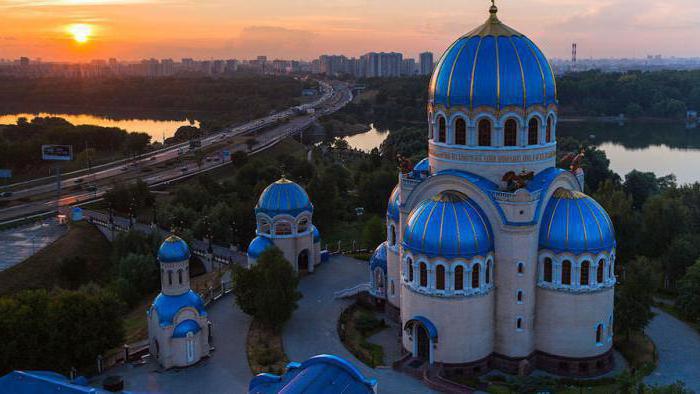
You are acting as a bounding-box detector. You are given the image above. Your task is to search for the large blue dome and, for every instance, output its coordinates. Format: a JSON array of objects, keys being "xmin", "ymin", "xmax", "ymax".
[
  {"xmin": 403, "ymin": 191, "xmax": 493, "ymax": 259},
  {"xmin": 256, "ymin": 177, "xmax": 312, "ymax": 217},
  {"xmin": 158, "ymin": 235, "xmax": 191, "ymax": 263},
  {"xmin": 539, "ymin": 189, "xmax": 615, "ymax": 254},
  {"xmin": 429, "ymin": 5, "xmax": 556, "ymax": 111}
]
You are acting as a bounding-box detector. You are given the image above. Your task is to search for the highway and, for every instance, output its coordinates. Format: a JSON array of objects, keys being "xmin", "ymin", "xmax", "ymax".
[{"xmin": 0, "ymin": 80, "xmax": 353, "ymax": 225}]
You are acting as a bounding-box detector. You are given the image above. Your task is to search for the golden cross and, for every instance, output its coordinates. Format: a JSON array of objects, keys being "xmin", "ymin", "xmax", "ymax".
[{"xmin": 491, "ymin": 0, "xmax": 495, "ymax": 6}]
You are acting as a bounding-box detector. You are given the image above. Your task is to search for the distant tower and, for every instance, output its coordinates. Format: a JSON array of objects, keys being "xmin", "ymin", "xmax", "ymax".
[{"xmin": 572, "ymin": 43, "xmax": 577, "ymax": 72}]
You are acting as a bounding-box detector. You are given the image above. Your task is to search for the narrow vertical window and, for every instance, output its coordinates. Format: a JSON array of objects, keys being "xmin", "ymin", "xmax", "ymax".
[
  {"xmin": 408, "ymin": 259, "xmax": 414, "ymax": 282},
  {"xmin": 596, "ymin": 324, "xmax": 604, "ymax": 344},
  {"xmin": 391, "ymin": 280, "xmax": 395, "ymax": 295},
  {"xmin": 485, "ymin": 261, "xmax": 491, "ymax": 284},
  {"xmin": 420, "ymin": 263, "xmax": 428, "ymax": 287},
  {"xmin": 178, "ymin": 269, "xmax": 183, "ymax": 285},
  {"xmin": 516, "ymin": 318, "xmax": 523, "ymax": 330},
  {"xmin": 580, "ymin": 261, "xmax": 590, "ymax": 286},
  {"xmin": 528, "ymin": 118, "xmax": 539, "ymax": 145},
  {"xmin": 517, "ymin": 262, "xmax": 524, "ymax": 275},
  {"xmin": 562, "ymin": 260, "xmax": 572, "ymax": 285},
  {"xmin": 168, "ymin": 270, "xmax": 173, "ymax": 286},
  {"xmin": 517, "ymin": 290, "xmax": 523, "ymax": 303},
  {"xmin": 597, "ymin": 259, "xmax": 605, "ymax": 284},
  {"xmin": 543, "ymin": 258, "xmax": 553, "ymax": 282},
  {"xmin": 472, "ymin": 264, "xmax": 481, "ymax": 289},
  {"xmin": 438, "ymin": 116, "xmax": 446, "ymax": 143},
  {"xmin": 504, "ymin": 119, "xmax": 517, "ymax": 146},
  {"xmin": 478, "ymin": 119, "xmax": 491, "ymax": 146},
  {"xmin": 455, "ymin": 266, "xmax": 464, "ymax": 291},
  {"xmin": 436, "ymin": 265, "xmax": 445, "ymax": 290},
  {"xmin": 455, "ymin": 118, "xmax": 467, "ymax": 145},
  {"xmin": 390, "ymin": 225, "xmax": 396, "ymax": 246},
  {"xmin": 546, "ymin": 116, "xmax": 553, "ymax": 143}
]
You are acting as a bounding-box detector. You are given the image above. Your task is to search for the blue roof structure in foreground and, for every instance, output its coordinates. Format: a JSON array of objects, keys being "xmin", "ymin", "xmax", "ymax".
[
  {"xmin": 150, "ymin": 290, "xmax": 207, "ymax": 326},
  {"xmin": 0, "ymin": 371, "xmax": 117, "ymax": 394},
  {"xmin": 248, "ymin": 354, "xmax": 376, "ymax": 394}
]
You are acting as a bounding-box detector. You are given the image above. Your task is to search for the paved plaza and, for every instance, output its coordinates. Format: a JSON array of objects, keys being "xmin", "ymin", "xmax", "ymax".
[{"xmin": 0, "ymin": 218, "xmax": 67, "ymax": 271}]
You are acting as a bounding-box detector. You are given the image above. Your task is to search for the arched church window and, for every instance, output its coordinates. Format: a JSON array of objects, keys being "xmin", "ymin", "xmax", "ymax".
[
  {"xmin": 478, "ymin": 119, "xmax": 491, "ymax": 146},
  {"xmin": 419, "ymin": 263, "xmax": 428, "ymax": 287},
  {"xmin": 546, "ymin": 116, "xmax": 553, "ymax": 143},
  {"xmin": 297, "ymin": 217, "xmax": 309, "ymax": 233},
  {"xmin": 259, "ymin": 218, "xmax": 271, "ymax": 234},
  {"xmin": 562, "ymin": 260, "xmax": 572, "ymax": 285},
  {"xmin": 178, "ymin": 269, "xmax": 183, "ymax": 285},
  {"xmin": 274, "ymin": 221, "xmax": 292, "ymax": 235},
  {"xmin": 516, "ymin": 317, "xmax": 523, "ymax": 330},
  {"xmin": 455, "ymin": 118, "xmax": 467, "ymax": 145},
  {"xmin": 436, "ymin": 265, "xmax": 445, "ymax": 290},
  {"xmin": 504, "ymin": 119, "xmax": 518, "ymax": 146},
  {"xmin": 168, "ymin": 270, "xmax": 173, "ymax": 286},
  {"xmin": 472, "ymin": 263, "xmax": 481, "ymax": 289},
  {"xmin": 580, "ymin": 261, "xmax": 590, "ymax": 286},
  {"xmin": 543, "ymin": 258, "xmax": 553, "ymax": 282},
  {"xmin": 485, "ymin": 260, "xmax": 492, "ymax": 284},
  {"xmin": 455, "ymin": 266, "xmax": 464, "ymax": 291},
  {"xmin": 528, "ymin": 118, "xmax": 539, "ymax": 145},
  {"xmin": 597, "ymin": 259, "xmax": 605, "ymax": 284},
  {"xmin": 408, "ymin": 258, "xmax": 414, "ymax": 282},
  {"xmin": 389, "ymin": 225, "xmax": 397, "ymax": 246},
  {"xmin": 596, "ymin": 324, "xmax": 604, "ymax": 344},
  {"xmin": 517, "ymin": 290, "xmax": 523, "ymax": 303},
  {"xmin": 517, "ymin": 261, "xmax": 525, "ymax": 275},
  {"xmin": 438, "ymin": 116, "xmax": 446, "ymax": 143}
]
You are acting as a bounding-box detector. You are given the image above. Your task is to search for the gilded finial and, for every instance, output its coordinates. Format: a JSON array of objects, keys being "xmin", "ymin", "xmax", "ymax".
[{"xmin": 490, "ymin": 0, "xmax": 498, "ymax": 15}]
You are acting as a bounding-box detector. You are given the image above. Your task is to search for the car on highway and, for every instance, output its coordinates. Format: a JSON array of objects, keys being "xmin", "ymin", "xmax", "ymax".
[
  {"xmin": 85, "ymin": 185, "xmax": 97, "ymax": 192},
  {"xmin": 0, "ymin": 192, "xmax": 13, "ymax": 198},
  {"xmin": 74, "ymin": 178, "xmax": 84, "ymax": 184}
]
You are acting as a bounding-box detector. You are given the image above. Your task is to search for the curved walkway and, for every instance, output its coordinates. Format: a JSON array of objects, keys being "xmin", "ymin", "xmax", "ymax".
[
  {"xmin": 644, "ymin": 307, "xmax": 700, "ymax": 391},
  {"xmin": 92, "ymin": 296, "xmax": 252, "ymax": 394},
  {"xmin": 282, "ymin": 255, "xmax": 438, "ymax": 393}
]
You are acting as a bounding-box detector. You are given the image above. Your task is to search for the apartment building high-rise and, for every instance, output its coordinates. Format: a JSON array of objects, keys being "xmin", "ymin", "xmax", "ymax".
[{"xmin": 419, "ymin": 51, "xmax": 434, "ymax": 75}]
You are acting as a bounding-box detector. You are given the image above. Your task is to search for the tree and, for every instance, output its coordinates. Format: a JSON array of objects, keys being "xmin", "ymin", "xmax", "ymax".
[
  {"xmin": 231, "ymin": 248, "xmax": 301, "ymax": 328},
  {"xmin": 640, "ymin": 194, "xmax": 689, "ymax": 258},
  {"xmin": 58, "ymin": 256, "xmax": 89, "ymax": 289},
  {"xmin": 362, "ymin": 216, "xmax": 386, "ymax": 250},
  {"xmin": 676, "ymin": 260, "xmax": 700, "ymax": 322},
  {"xmin": 663, "ymin": 235, "xmax": 700, "ymax": 288},
  {"xmin": 113, "ymin": 253, "xmax": 159, "ymax": 307},
  {"xmin": 614, "ymin": 257, "xmax": 656, "ymax": 341},
  {"xmin": 593, "ymin": 179, "xmax": 640, "ymax": 264},
  {"xmin": 624, "ymin": 170, "xmax": 663, "ymax": 209}
]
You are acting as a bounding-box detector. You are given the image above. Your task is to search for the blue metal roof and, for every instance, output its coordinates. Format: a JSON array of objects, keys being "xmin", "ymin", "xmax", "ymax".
[
  {"xmin": 256, "ymin": 178, "xmax": 312, "ymax": 217},
  {"xmin": 369, "ymin": 242, "xmax": 387, "ymax": 274},
  {"xmin": 403, "ymin": 191, "xmax": 494, "ymax": 259},
  {"xmin": 312, "ymin": 225, "xmax": 321, "ymax": 243},
  {"xmin": 248, "ymin": 354, "xmax": 376, "ymax": 394},
  {"xmin": 247, "ymin": 236, "xmax": 275, "ymax": 259},
  {"xmin": 150, "ymin": 290, "xmax": 207, "ymax": 327},
  {"xmin": 387, "ymin": 184, "xmax": 400, "ymax": 221},
  {"xmin": 158, "ymin": 235, "xmax": 191, "ymax": 263},
  {"xmin": 539, "ymin": 189, "xmax": 616, "ymax": 254},
  {"xmin": 172, "ymin": 319, "xmax": 202, "ymax": 338},
  {"xmin": 412, "ymin": 157, "xmax": 430, "ymax": 176},
  {"xmin": 429, "ymin": 7, "xmax": 556, "ymax": 111},
  {"xmin": 405, "ymin": 316, "xmax": 439, "ymax": 341},
  {"xmin": 0, "ymin": 371, "xmax": 113, "ymax": 394}
]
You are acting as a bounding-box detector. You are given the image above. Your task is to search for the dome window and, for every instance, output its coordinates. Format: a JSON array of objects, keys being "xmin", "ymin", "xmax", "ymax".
[
  {"xmin": 297, "ymin": 217, "xmax": 309, "ymax": 233},
  {"xmin": 438, "ymin": 116, "xmax": 447, "ymax": 143},
  {"xmin": 504, "ymin": 119, "xmax": 518, "ymax": 146},
  {"xmin": 528, "ymin": 118, "xmax": 539, "ymax": 145},
  {"xmin": 595, "ymin": 324, "xmax": 604, "ymax": 344},
  {"xmin": 472, "ymin": 263, "xmax": 481, "ymax": 289},
  {"xmin": 597, "ymin": 259, "xmax": 606, "ymax": 283},
  {"xmin": 562, "ymin": 260, "xmax": 572, "ymax": 285},
  {"xmin": 408, "ymin": 258, "xmax": 414, "ymax": 282},
  {"xmin": 455, "ymin": 118, "xmax": 467, "ymax": 145},
  {"xmin": 543, "ymin": 258, "xmax": 553, "ymax": 282},
  {"xmin": 485, "ymin": 260, "xmax": 492, "ymax": 284},
  {"xmin": 436, "ymin": 265, "xmax": 446, "ymax": 290},
  {"xmin": 274, "ymin": 221, "xmax": 292, "ymax": 235},
  {"xmin": 478, "ymin": 119, "xmax": 491, "ymax": 146},
  {"xmin": 454, "ymin": 266, "xmax": 464, "ymax": 291},
  {"xmin": 546, "ymin": 116, "xmax": 553, "ymax": 143},
  {"xmin": 259, "ymin": 218, "xmax": 271, "ymax": 234},
  {"xmin": 580, "ymin": 261, "xmax": 591, "ymax": 287},
  {"xmin": 178, "ymin": 269, "xmax": 183, "ymax": 285},
  {"xmin": 419, "ymin": 262, "xmax": 428, "ymax": 287}
]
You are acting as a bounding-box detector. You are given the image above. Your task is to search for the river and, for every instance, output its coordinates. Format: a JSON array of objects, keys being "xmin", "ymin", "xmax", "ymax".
[
  {"xmin": 0, "ymin": 113, "xmax": 199, "ymax": 142},
  {"xmin": 343, "ymin": 120, "xmax": 700, "ymax": 184}
]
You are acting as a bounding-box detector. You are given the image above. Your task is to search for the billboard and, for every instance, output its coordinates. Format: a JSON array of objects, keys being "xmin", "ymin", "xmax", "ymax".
[
  {"xmin": 42, "ymin": 145, "xmax": 73, "ymax": 161},
  {"xmin": 0, "ymin": 169, "xmax": 11, "ymax": 179}
]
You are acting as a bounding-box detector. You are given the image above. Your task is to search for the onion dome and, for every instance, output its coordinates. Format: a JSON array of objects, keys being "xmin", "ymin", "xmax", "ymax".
[
  {"xmin": 158, "ymin": 235, "xmax": 191, "ymax": 263},
  {"xmin": 539, "ymin": 189, "xmax": 615, "ymax": 254},
  {"xmin": 172, "ymin": 319, "xmax": 202, "ymax": 338},
  {"xmin": 429, "ymin": 4, "xmax": 556, "ymax": 111},
  {"xmin": 150, "ymin": 290, "xmax": 207, "ymax": 326},
  {"xmin": 411, "ymin": 157, "xmax": 430, "ymax": 178},
  {"xmin": 256, "ymin": 177, "xmax": 312, "ymax": 217},
  {"xmin": 403, "ymin": 191, "xmax": 493, "ymax": 258},
  {"xmin": 387, "ymin": 185, "xmax": 400, "ymax": 222},
  {"xmin": 312, "ymin": 225, "xmax": 321, "ymax": 243},
  {"xmin": 247, "ymin": 236, "xmax": 274, "ymax": 259},
  {"xmin": 370, "ymin": 242, "xmax": 388, "ymax": 274}
]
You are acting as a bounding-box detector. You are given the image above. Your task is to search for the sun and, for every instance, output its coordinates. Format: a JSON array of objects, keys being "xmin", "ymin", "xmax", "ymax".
[{"xmin": 67, "ymin": 24, "xmax": 93, "ymax": 44}]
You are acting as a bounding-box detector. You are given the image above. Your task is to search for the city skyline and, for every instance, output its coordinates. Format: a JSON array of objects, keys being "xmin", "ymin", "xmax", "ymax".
[{"xmin": 2, "ymin": 0, "xmax": 700, "ymax": 62}]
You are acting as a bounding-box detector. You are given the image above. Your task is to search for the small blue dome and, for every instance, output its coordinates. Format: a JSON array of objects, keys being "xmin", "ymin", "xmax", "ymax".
[
  {"xmin": 369, "ymin": 242, "xmax": 387, "ymax": 274},
  {"xmin": 256, "ymin": 178, "xmax": 312, "ymax": 217},
  {"xmin": 247, "ymin": 236, "xmax": 274, "ymax": 259},
  {"xmin": 158, "ymin": 235, "xmax": 191, "ymax": 263},
  {"xmin": 539, "ymin": 189, "xmax": 615, "ymax": 254},
  {"xmin": 150, "ymin": 290, "xmax": 207, "ymax": 326},
  {"xmin": 387, "ymin": 185, "xmax": 400, "ymax": 221},
  {"xmin": 412, "ymin": 157, "xmax": 430, "ymax": 176},
  {"xmin": 172, "ymin": 319, "xmax": 202, "ymax": 338},
  {"xmin": 404, "ymin": 191, "xmax": 493, "ymax": 259},
  {"xmin": 430, "ymin": 6, "xmax": 556, "ymax": 111},
  {"xmin": 312, "ymin": 225, "xmax": 321, "ymax": 243}
]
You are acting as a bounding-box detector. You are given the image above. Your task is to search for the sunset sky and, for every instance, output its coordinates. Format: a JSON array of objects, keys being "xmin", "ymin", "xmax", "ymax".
[{"xmin": 1, "ymin": 0, "xmax": 699, "ymax": 62}]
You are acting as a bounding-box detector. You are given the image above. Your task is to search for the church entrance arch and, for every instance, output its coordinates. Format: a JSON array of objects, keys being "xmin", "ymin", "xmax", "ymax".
[
  {"xmin": 416, "ymin": 324, "xmax": 430, "ymax": 361},
  {"xmin": 298, "ymin": 249, "xmax": 309, "ymax": 272}
]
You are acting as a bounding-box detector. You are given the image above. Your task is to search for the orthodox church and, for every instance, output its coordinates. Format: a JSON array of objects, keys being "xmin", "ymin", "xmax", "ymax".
[
  {"xmin": 368, "ymin": 3, "xmax": 616, "ymax": 378},
  {"xmin": 247, "ymin": 177, "xmax": 321, "ymax": 273}
]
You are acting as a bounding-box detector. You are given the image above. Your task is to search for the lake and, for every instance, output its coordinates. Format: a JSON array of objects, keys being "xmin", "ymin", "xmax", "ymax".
[
  {"xmin": 344, "ymin": 120, "xmax": 700, "ymax": 184},
  {"xmin": 0, "ymin": 113, "xmax": 199, "ymax": 142}
]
